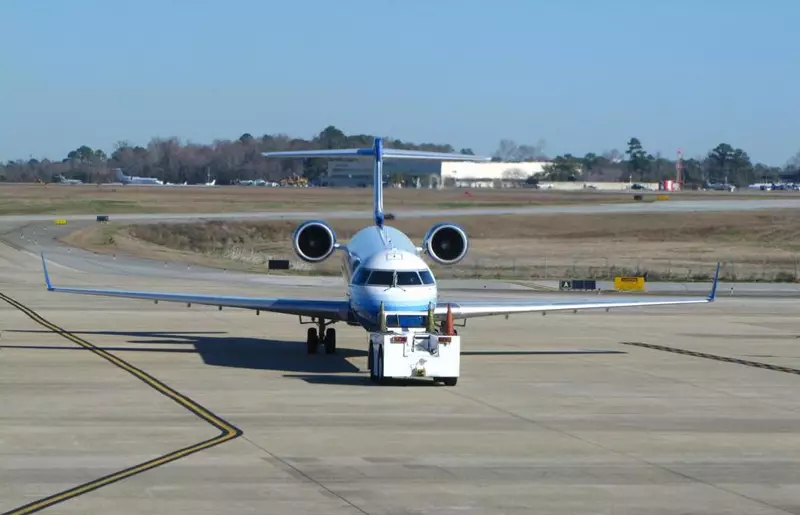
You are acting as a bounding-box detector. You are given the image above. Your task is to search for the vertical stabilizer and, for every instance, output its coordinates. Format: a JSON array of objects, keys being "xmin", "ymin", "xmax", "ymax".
[{"xmin": 373, "ymin": 137, "xmax": 384, "ymax": 228}]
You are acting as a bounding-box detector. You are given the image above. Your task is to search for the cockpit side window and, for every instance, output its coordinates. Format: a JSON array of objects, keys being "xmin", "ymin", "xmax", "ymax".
[
  {"xmin": 396, "ymin": 271, "xmax": 422, "ymax": 286},
  {"xmin": 418, "ymin": 270, "xmax": 435, "ymax": 285},
  {"xmin": 352, "ymin": 267, "xmax": 371, "ymax": 285},
  {"xmin": 366, "ymin": 270, "xmax": 394, "ymax": 286}
]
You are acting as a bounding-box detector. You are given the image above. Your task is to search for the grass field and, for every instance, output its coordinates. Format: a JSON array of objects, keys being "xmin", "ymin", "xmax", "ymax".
[
  {"xmin": 0, "ymin": 183, "xmax": 613, "ymax": 215},
  {"xmin": 0, "ymin": 182, "xmax": 795, "ymax": 216},
  {"xmin": 62, "ymin": 209, "xmax": 800, "ymax": 282}
]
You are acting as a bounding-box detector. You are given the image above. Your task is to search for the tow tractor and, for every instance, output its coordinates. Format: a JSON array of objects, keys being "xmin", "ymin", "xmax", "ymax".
[{"xmin": 367, "ymin": 302, "xmax": 461, "ymax": 386}]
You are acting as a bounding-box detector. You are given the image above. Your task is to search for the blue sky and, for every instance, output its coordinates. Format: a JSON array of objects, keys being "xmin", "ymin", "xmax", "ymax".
[{"xmin": 1, "ymin": 0, "xmax": 797, "ymax": 165}]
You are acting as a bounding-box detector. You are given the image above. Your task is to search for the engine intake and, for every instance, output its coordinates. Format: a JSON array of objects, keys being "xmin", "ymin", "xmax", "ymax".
[
  {"xmin": 293, "ymin": 220, "xmax": 337, "ymax": 263},
  {"xmin": 423, "ymin": 223, "xmax": 469, "ymax": 265}
]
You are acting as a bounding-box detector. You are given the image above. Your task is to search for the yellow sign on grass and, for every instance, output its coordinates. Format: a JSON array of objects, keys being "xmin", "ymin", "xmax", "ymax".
[{"xmin": 614, "ymin": 276, "xmax": 645, "ymax": 292}]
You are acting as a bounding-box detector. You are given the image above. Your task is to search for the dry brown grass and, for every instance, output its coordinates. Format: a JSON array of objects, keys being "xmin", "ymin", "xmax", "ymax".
[
  {"xmin": 0, "ymin": 182, "xmax": 795, "ymax": 215},
  {"xmin": 62, "ymin": 209, "xmax": 800, "ymax": 282},
  {"xmin": 0, "ymin": 183, "xmax": 604, "ymax": 215}
]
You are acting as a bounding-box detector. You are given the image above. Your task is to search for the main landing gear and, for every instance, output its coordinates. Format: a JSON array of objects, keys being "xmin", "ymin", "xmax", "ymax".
[{"xmin": 306, "ymin": 320, "xmax": 336, "ymax": 355}]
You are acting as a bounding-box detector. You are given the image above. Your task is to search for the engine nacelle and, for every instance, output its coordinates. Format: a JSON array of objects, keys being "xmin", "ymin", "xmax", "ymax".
[
  {"xmin": 292, "ymin": 220, "xmax": 337, "ymax": 263},
  {"xmin": 422, "ymin": 223, "xmax": 469, "ymax": 265}
]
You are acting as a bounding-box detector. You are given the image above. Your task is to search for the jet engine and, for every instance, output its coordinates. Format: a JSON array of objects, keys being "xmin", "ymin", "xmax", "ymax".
[
  {"xmin": 422, "ymin": 223, "xmax": 469, "ymax": 265},
  {"xmin": 292, "ymin": 220, "xmax": 337, "ymax": 263}
]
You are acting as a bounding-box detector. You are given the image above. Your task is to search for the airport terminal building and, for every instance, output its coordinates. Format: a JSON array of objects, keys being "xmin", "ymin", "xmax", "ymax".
[{"xmin": 324, "ymin": 160, "xmax": 552, "ymax": 188}]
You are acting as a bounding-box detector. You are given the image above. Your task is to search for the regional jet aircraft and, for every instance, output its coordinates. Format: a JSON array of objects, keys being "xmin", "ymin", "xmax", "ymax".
[
  {"xmin": 112, "ymin": 168, "xmax": 164, "ymax": 185},
  {"xmin": 40, "ymin": 137, "xmax": 719, "ymax": 355}
]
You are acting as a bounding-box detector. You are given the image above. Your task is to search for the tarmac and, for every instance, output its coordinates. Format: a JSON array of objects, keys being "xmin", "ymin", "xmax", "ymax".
[
  {"xmin": 2, "ymin": 196, "xmax": 800, "ymax": 224},
  {"xmin": 3, "ymin": 203, "xmax": 800, "ymax": 514}
]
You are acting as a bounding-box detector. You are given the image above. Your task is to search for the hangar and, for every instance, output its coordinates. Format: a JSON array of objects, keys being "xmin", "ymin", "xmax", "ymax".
[{"xmin": 324, "ymin": 159, "xmax": 552, "ymax": 188}]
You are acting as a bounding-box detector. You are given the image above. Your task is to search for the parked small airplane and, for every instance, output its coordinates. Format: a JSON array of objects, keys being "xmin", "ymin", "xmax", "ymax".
[
  {"xmin": 53, "ymin": 175, "xmax": 83, "ymax": 185},
  {"xmin": 112, "ymin": 168, "xmax": 163, "ymax": 185},
  {"xmin": 40, "ymin": 138, "xmax": 720, "ymax": 357}
]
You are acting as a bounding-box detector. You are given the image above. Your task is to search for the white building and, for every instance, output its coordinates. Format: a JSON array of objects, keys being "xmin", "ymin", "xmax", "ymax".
[
  {"xmin": 324, "ymin": 159, "xmax": 552, "ymax": 188},
  {"xmin": 440, "ymin": 161, "xmax": 550, "ymax": 188}
]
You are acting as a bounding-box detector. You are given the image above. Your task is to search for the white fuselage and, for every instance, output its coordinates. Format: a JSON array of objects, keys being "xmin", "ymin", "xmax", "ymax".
[{"xmin": 340, "ymin": 225, "xmax": 437, "ymax": 331}]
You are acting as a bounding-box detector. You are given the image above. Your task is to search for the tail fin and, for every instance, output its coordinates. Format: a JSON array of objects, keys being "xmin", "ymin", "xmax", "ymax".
[
  {"xmin": 262, "ymin": 138, "xmax": 490, "ymax": 227},
  {"xmin": 373, "ymin": 137, "xmax": 385, "ymax": 226}
]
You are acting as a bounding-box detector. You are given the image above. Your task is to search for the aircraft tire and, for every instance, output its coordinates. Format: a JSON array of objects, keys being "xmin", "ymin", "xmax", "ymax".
[
  {"xmin": 307, "ymin": 327, "xmax": 319, "ymax": 354},
  {"xmin": 324, "ymin": 328, "xmax": 336, "ymax": 354}
]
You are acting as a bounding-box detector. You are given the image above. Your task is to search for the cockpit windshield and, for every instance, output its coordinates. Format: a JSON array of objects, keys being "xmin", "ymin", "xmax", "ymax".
[
  {"xmin": 352, "ymin": 267, "xmax": 371, "ymax": 285},
  {"xmin": 396, "ymin": 271, "xmax": 422, "ymax": 286},
  {"xmin": 418, "ymin": 270, "xmax": 435, "ymax": 285},
  {"xmin": 355, "ymin": 269, "xmax": 435, "ymax": 287},
  {"xmin": 366, "ymin": 270, "xmax": 394, "ymax": 286}
]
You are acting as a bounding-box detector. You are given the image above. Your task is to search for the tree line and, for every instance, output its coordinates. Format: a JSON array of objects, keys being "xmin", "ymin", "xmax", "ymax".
[
  {"xmin": 1, "ymin": 125, "xmax": 796, "ymax": 187},
  {"xmin": 538, "ymin": 138, "xmax": 797, "ymax": 187}
]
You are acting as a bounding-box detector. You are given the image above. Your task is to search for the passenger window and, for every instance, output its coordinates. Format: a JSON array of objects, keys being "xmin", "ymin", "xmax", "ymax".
[
  {"xmin": 396, "ymin": 271, "xmax": 422, "ymax": 286},
  {"xmin": 419, "ymin": 270, "xmax": 435, "ymax": 285},
  {"xmin": 366, "ymin": 270, "xmax": 394, "ymax": 286},
  {"xmin": 352, "ymin": 267, "xmax": 371, "ymax": 285}
]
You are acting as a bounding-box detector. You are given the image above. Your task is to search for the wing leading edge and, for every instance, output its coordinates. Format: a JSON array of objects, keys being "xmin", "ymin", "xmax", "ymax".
[
  {"xmin": 435, "ymin": 263, "xmax": 720, "ymax": 319},
  {"xmin": 40, "ymin": 254, "xmax": 349, "ymax": 321}
]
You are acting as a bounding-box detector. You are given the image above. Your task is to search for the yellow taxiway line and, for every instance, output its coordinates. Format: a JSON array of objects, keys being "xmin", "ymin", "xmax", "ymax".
[{"xmin": 0, "ymin": 292, "xmax": 243, "ymax": 515}]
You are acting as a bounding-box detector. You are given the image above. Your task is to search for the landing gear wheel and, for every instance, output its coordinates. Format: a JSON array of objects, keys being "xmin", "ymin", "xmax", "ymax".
[
  {"xmin": 442, "ymin": 377, "xmax": 458, "ymax": 387},
  {"xmin": 368, "ymin": 345, "xmax": 374, "ymax": 377},
  {"xmin": 306, "ymin": 327, "xmax": 319, "ymax": 354},
  {"xmin": 324, "ymin": 328, "xmax": 336, "ymax": 354}
]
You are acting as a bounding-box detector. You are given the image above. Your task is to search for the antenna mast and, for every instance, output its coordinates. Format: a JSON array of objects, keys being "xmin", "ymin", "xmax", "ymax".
[{"xmin": 676, "ymin": 148, "xmax": 684, "ymax": 190}]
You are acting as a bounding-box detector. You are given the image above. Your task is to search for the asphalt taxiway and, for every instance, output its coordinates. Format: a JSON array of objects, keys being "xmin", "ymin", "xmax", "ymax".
[
  {"xmin": 6, "ymin": 210, "xmax": 800, "ymax": 300},
  {"xmin": 4, "ymin": 239, "xmax": 800, "ymax": 514},
  {"xmin": 2, "ymin": 197, "xmax": 800, "ymax": 224}
]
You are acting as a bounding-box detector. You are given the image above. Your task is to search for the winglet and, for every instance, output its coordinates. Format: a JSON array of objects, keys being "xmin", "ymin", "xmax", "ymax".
[
  {"xmin": 708, "ymin": 262, "xmax": 720, "ymax": 301},
  {"xmin": 41, "ymin": 253, "xmax": 53, "ymax": 291}
]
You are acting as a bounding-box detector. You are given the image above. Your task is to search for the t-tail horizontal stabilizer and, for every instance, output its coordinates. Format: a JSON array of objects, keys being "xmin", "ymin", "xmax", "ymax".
[
  {"xmin": 261, "ymin": 145, "xmax": 493, "ymax": 162},
  {"xmin": 263, "ymin": 137, "xmax": 491, "ymax": 229}
]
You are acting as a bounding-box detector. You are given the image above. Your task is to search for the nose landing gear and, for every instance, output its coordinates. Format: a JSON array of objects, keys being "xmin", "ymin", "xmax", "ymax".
[{"xmin": 306, "ymin": 321, "xmax": 336, "ymax": 354}]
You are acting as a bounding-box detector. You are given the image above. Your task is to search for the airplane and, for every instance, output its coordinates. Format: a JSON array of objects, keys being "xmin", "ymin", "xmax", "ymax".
[
  {"xmin": 703, "ymin": 180, "xmax": 735, "ymax": 192},
  {"xmin": 234, "ymin": 179, "xmax": 262, "ymax": 186},
  {"xmin": 112, "ymin": 168, "xmax": 164, "ymax": 185},
  {"xmin": 39, "ymin": 137, "xmax": 720, "ymax": 358},
  {"xmin": 53, "ymin": 174, "xmax": 83, "ymax": 185}
]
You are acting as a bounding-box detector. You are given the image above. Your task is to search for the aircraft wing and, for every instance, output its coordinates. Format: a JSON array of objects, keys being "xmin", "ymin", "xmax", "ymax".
[
  {"xmin": 434, "ymin": 264, "xmax": 720, "ymax": 320},
  {"xmin": 40, "ymin": 255, "xmax": 350, "ymax": 321}
]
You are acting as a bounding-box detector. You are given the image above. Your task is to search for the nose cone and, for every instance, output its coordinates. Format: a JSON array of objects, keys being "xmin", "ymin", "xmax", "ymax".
[
  {"xmin": 351, "ymin": 249, "xmax": 437, "ymax": 328},
  {"xmin": 364, "ymin": 282, "xmax": 437, "ymax": 311},
  {"xmin": 362, "ymin": 284, "xmax": 437, "ymax": 329}
]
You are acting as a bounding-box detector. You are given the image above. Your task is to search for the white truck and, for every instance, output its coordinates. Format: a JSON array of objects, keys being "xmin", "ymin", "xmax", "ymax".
[{"xmin": 367, "ymin": 306, "xmax": 461, "ymax": 386}]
